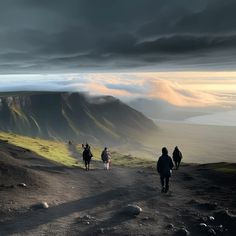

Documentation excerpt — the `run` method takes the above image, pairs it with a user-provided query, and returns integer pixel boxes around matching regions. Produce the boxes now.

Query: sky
[0,0,236,110]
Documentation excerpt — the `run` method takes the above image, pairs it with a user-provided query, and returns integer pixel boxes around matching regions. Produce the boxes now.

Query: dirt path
[0,142,235,236]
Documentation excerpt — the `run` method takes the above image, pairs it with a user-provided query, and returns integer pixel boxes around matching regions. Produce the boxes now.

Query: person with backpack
[172,146,183,170]
[101,147,111,170]
[82,144,93,171]
[157,147,174,193]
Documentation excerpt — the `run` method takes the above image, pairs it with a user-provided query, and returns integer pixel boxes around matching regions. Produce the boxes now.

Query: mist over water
[185,110,236,127]
[152,121,236,164]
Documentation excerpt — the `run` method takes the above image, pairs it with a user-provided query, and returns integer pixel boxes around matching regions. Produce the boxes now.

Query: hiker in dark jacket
[172,146,183,170]
[82,144,93,171]
[157,147,174,193]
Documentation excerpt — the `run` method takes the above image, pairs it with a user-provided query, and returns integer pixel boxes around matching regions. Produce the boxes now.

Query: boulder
[32,201,49,210]
[123,204,142,216]
[17,183,27,188]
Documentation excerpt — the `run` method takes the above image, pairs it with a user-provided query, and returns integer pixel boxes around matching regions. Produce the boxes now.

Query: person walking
[157,147,174,193]
[101,147,111,170]
[82,144,93,171]
[172,146,183,170]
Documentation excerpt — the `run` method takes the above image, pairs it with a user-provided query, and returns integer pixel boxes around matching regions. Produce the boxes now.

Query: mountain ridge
[0,91,158,145]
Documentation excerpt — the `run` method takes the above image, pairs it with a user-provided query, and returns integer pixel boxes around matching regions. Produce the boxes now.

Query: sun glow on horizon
[0,71,236,108]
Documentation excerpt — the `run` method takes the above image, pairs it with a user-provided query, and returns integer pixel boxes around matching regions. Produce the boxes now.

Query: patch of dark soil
[0,156,45,189]
[196,202,218,211]
[182,173,194,181]
[214,210,236,234]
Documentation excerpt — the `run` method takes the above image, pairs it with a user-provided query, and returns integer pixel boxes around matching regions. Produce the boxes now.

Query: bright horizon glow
[0,71,236,108]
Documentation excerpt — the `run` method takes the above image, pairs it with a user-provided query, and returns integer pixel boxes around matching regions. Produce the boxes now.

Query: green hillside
[0,132,155,168]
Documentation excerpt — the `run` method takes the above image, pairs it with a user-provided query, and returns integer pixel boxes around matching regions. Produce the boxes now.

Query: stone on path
[32,201,49,210]
[17,183,27,188]
[175,227,190,236]
[123,204,142,216]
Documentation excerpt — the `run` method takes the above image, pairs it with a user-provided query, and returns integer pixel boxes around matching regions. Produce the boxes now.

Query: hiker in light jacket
[101,147,111,170]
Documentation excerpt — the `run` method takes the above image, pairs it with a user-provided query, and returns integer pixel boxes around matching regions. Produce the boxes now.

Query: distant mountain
[0,92,158,145]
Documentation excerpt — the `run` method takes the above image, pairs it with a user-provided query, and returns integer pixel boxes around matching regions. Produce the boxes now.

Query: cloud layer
[0,0,236,73]
[1,72,236,108]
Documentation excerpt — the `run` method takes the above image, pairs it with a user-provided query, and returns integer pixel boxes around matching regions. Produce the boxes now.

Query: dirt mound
[0,152,43,188]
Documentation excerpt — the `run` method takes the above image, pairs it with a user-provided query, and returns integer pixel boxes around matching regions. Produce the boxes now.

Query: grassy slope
[2,131,234,173]
[0,132,155,168]
[0,132,80,167]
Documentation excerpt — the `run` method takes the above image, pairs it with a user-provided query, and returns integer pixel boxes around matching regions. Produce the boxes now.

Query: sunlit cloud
[0,71,236,108]
[146,79,220,107]
[83,72,236,108]
[87,82,131,97]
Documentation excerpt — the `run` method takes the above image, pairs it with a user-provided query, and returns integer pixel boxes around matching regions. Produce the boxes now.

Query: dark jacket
[83,148,93,161]
[157,155,174,177]
[173,149,182,162]
[101,150,109,162]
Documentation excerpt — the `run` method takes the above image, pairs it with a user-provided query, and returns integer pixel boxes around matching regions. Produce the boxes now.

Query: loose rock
[209,216,215,221]
[165,223,174,230]
[42,201,49,209]
[83,215,94,220]
[123,204,142,216]
[17,183,27,188]
[199,223,208,228]
[175,227,190,236]
[207,228,216,235]
[77,214,97,224]
[32,201,49,210]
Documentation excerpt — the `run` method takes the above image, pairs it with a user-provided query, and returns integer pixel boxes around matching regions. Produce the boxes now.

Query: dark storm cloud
[0,0,236,73]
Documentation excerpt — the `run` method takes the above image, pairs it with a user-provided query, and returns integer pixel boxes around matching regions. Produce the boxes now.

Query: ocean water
[185,110,236,127]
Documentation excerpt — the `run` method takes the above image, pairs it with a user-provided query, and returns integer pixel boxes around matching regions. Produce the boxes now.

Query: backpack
[101,150,108,162]
[83,148,92,159]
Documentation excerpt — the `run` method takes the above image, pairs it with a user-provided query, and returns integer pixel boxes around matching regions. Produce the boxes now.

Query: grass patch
[111,152,155,168]
[0,131,155,169]
[0,132,82,167]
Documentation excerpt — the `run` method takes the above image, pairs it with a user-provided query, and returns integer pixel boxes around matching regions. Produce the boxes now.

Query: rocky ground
[0,140,235,236]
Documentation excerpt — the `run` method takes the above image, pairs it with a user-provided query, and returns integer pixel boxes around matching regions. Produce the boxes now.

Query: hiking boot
[161,187,165,193]
[165,186,169,193]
